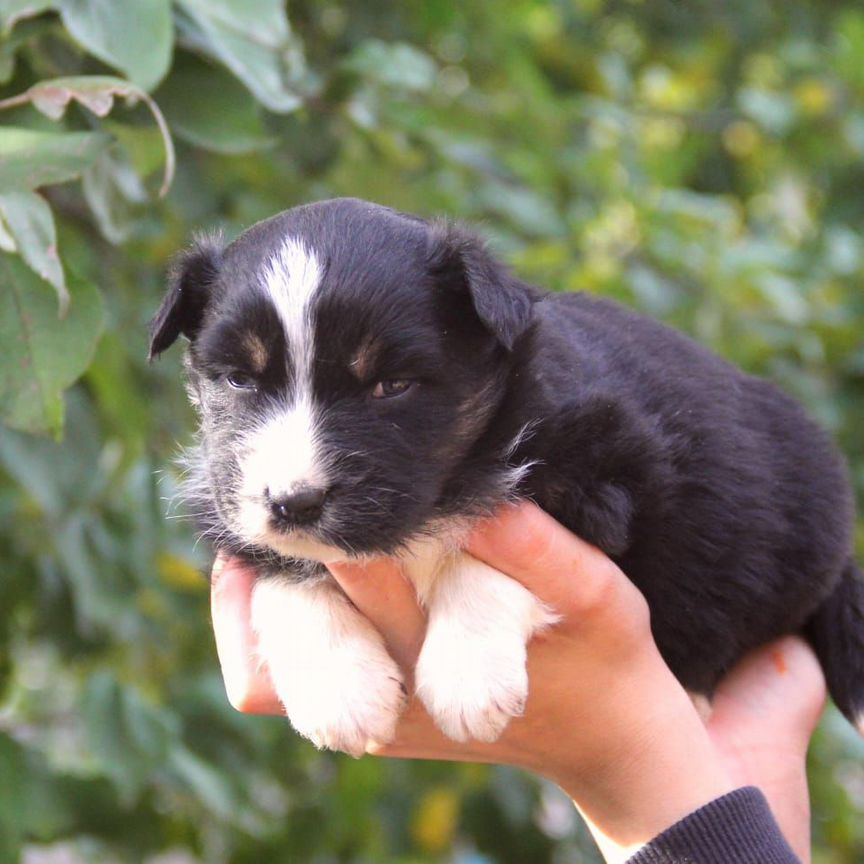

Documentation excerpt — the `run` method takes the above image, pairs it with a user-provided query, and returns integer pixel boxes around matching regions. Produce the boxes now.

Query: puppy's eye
[371,379,414,399]
[226,371,257,391]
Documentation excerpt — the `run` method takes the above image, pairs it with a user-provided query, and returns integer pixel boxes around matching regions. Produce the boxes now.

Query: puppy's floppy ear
[427,221,535,351]
[148,234,223,359]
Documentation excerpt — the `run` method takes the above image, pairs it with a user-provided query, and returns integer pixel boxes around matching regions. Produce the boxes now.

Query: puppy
[150,197,864,755]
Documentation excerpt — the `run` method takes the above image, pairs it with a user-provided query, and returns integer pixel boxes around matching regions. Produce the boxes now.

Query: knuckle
[569,556,650,640]
[517,516,559,566]
[571,555,622,615]
[625,586,652,635]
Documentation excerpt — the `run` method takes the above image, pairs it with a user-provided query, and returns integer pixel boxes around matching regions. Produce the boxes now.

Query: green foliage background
[1,1,863,862]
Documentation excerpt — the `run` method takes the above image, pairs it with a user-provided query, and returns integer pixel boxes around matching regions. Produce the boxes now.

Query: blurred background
[0,1,863,861]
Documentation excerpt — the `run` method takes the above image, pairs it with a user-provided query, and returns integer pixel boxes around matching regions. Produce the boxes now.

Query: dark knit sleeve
[625,787,801,864]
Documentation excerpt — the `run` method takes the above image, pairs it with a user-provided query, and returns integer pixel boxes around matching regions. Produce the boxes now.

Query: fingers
[468,502,647,631]
[210,556,283,715]
[327,558,427,672]
[367,698,488,761]
[709,635,827,748]
[329,505,608,663]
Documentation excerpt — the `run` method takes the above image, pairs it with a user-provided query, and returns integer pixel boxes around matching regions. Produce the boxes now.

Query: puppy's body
[151,198,864,752]
[517,292,856,695]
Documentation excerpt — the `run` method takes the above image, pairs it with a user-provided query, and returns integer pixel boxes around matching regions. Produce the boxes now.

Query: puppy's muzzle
[267,484,329,527]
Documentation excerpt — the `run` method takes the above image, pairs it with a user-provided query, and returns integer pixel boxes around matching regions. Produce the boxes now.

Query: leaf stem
[136,89,176,198]
[0,92,32,112]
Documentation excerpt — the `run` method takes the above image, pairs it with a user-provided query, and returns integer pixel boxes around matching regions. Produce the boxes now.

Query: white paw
[415,624,529,743]
[278,644,406,757]
[403,549,557,744]
[251,577,406,756]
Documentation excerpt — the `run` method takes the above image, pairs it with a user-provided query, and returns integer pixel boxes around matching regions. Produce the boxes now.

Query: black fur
[150,197,864,727]
[148,234,223,359]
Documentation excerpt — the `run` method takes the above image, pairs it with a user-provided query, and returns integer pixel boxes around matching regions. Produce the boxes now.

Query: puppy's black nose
[268,485,328,526]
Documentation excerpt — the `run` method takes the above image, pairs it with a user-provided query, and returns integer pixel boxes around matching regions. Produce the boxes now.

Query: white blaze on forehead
[262,235,323,392]
[235,237,329,543]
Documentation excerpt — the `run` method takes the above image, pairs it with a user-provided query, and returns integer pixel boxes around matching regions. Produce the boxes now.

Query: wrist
[577,743,734,864]
[548,673,735,863]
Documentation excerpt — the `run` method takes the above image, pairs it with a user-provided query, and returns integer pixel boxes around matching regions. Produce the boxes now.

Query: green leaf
[344,40,438,93]
[0,210,13,250]
[0,189,68,313]
[55,0,173,91]
[0,732,79,842]
[82,145,146,244]
[737,87,796,135]
[105,120,171,183]
[156,54,274,154]
[169,746,239,819]
[0,127,109,191]
[179,0,289,47]
[83,672,182,802]
[0,0,52,32]
[835,11,864,89]
[0,40,14,83]
[9,76,176,196]
[0,253,103,437]
[0,15,50,81]
[177,0,305,113]
[82,672,149,801]
[0,393,102,518]
[0,732,27,856]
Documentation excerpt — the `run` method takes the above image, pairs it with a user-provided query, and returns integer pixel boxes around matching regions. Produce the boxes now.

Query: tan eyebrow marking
[349,338,380,382]
[242,332,270,374]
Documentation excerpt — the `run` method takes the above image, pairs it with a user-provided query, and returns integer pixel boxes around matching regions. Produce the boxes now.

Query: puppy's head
[150,198,535,561]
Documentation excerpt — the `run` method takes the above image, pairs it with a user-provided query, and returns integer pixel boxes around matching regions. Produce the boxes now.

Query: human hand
[210,503,825,863]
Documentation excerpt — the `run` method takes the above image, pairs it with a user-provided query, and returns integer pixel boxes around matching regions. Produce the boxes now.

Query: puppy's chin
[260,530,351,565]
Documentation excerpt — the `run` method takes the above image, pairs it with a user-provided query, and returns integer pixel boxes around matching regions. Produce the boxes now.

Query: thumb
[708,636,826,751]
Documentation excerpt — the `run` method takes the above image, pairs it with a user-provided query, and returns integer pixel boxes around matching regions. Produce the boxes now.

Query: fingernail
[770,648,788,675]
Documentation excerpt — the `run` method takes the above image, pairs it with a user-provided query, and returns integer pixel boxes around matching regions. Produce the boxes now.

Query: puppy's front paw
[251,578,406,757]
[281,645,406,757]
[415,625,529,743]
[405,550,559,744]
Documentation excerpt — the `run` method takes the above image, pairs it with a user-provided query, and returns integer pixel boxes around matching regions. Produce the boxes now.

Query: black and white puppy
[150,197,864,755]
